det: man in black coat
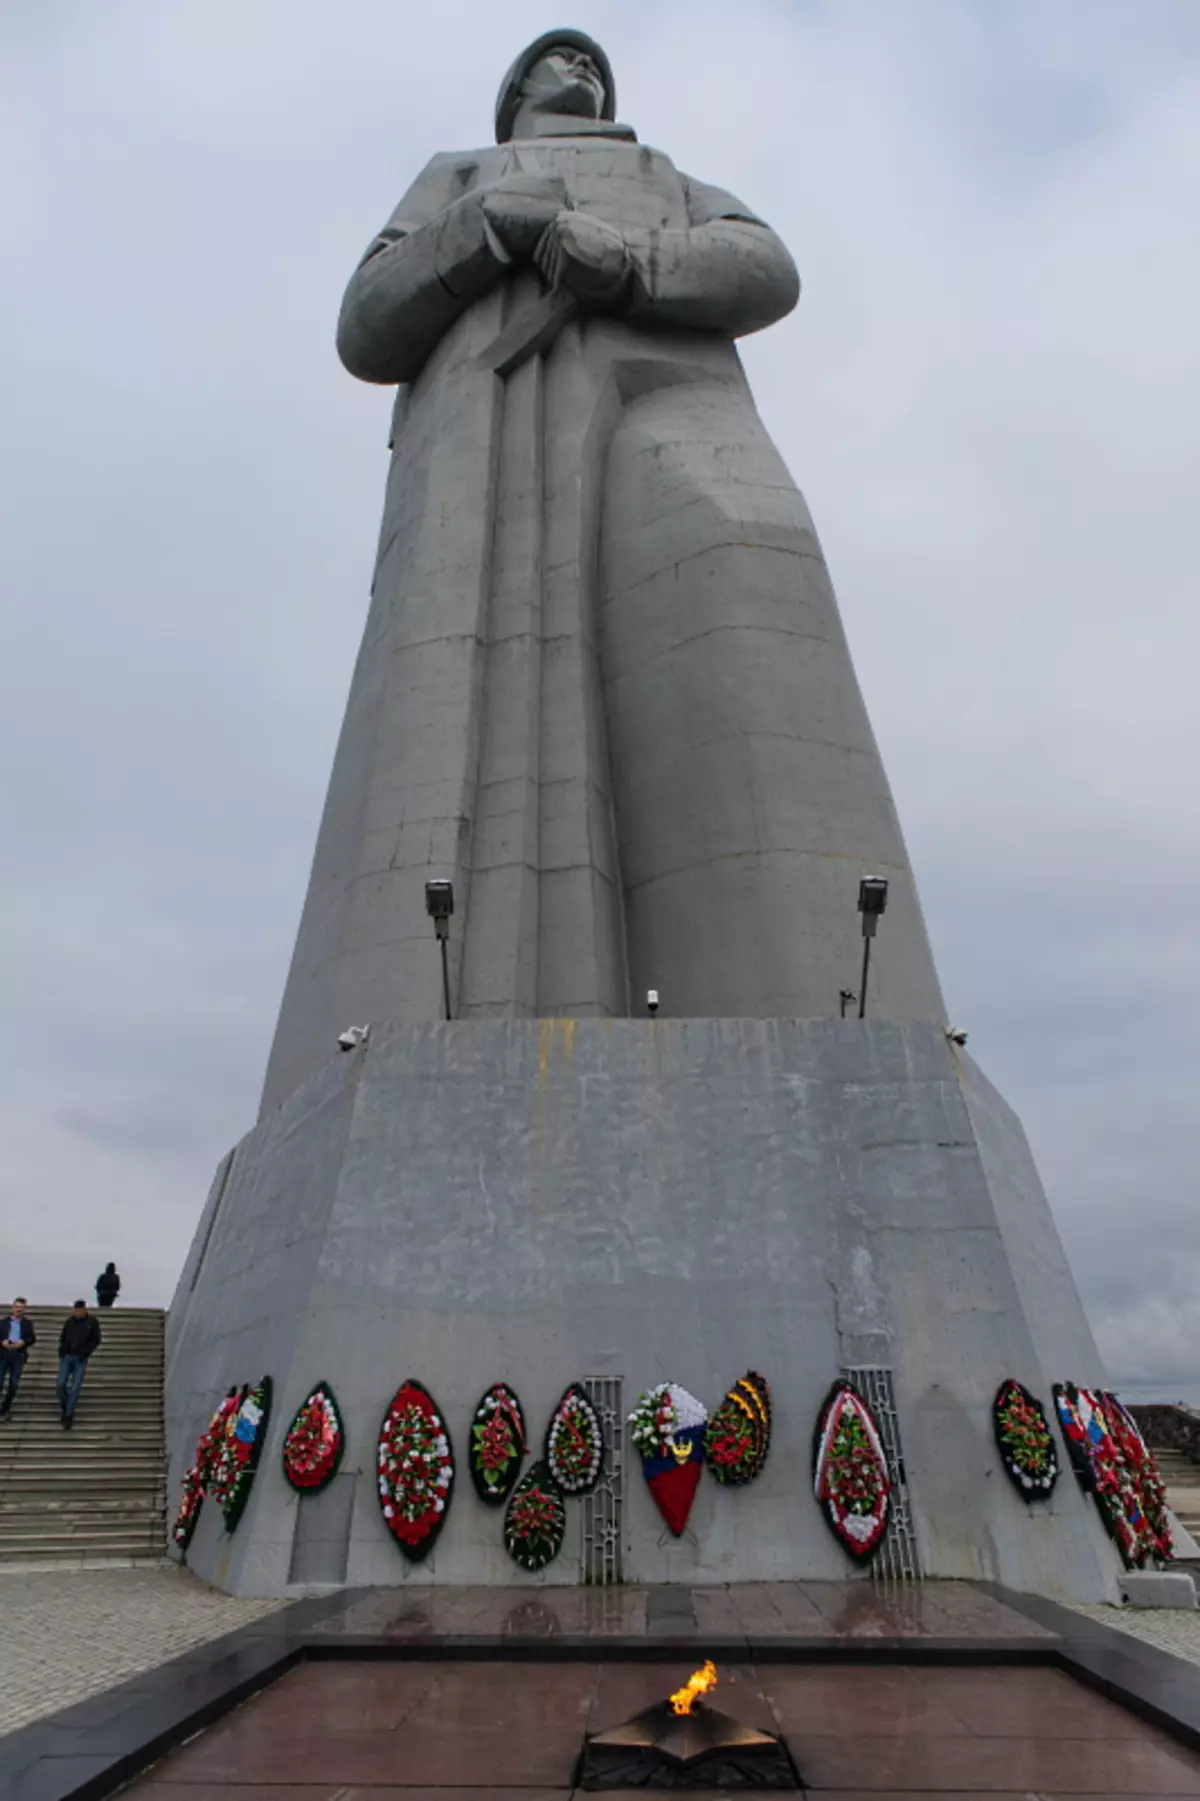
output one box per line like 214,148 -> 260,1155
0,1299 -> 36,1416
95,1264 -> 120,1308
57,1301 -> 101,1429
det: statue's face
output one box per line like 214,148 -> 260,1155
520,47 -> 606,121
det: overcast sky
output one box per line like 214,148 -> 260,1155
2,0 -> 1197,1396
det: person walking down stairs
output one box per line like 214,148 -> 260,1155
95,1263 -> 121,1308
57,1301 -> 101,1430
0,1299 -> 37,1417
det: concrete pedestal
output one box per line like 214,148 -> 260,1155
166,1019 -> 1118,1601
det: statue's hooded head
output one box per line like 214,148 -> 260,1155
495,28 -> 616,144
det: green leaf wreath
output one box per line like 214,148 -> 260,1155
993,1379 -> 1058,1499
504,1460 -> 567,1571
468,1382 -> 527,1505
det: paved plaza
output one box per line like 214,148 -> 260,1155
1071,1599 -> 1200,1668
0,1564 -> 283,1739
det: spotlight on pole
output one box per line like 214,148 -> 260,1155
855,876 -> 889,1020
424,879 -> 454,1021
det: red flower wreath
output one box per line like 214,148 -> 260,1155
283,1381 -> 345,1493
813,1380 -> 892,1562
170,1387 -> 240,1553
377,1379 -> 455,1562
1054,1383 -> 1174,1569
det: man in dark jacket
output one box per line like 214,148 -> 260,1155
95,1264 -> 120,1308
57,1301 -> 101,1428
0,1299 -> 36,1416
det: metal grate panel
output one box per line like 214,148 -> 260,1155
841,1364 -> 923,1581
581,1375 -> 624,1585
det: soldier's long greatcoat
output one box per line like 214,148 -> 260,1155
260,114 -> 943,1116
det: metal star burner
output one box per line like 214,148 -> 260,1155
579,1662 -> 802,1791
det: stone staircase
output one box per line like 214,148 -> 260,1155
0,1306 -> 166,1565
1158,1448 -> 1200,1543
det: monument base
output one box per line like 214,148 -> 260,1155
166,1018 -> 1119,1601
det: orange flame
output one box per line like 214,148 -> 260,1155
670,1660 -> 719,1716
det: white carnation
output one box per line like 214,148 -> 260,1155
665,1384 -> 708,1432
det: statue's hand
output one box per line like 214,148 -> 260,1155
535,210 -> 629,300
479,175 -> 570,259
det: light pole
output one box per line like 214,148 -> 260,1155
424,879 -> 454,1021
856,876 -> 889,1019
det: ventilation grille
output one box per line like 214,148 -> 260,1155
581,1375 -> 624,1585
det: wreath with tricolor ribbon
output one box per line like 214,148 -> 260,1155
628,1382 -> 708,1536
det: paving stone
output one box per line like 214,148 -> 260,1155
1070,1601 -> 1200,1667
0,1565 -> 283,1739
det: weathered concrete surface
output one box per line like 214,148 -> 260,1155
168,1019 -> 1118,1602
259,112 -> 944,1117
1117,1571 -> 1197,1608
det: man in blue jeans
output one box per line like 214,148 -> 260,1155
0,1298 -> 36,1416
57,1301 -> 101,1430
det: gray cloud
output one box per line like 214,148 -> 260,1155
1,0 -> 1197,1395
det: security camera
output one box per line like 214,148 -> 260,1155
337,1025 -> 370,1053
646,989 -> 659,1016
945,1025 -> 968,1047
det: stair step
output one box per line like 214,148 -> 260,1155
0,1433 -> 165,1446
0,1466 -> 165,1483
0,1308 -> 167,1560
0,1521 -> 165,1539
0,1519 -> 164,1534
0,1473 -> 165,1483
0,1551 -> 166,1563
0,1406 -> 164,1418
10,1369 -> 163,1378
0,1518 -> 164,1541
0,1544 -> 166,1558
4,1399 -> 163,1409
0,1476 -> 165,1493
0,1452 -> 165,1467
8,1367 -> 163,1377
0,1511 -> 165,1530
10,1387 -> 164,1395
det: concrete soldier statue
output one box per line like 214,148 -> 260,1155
260,28 -> 944,1112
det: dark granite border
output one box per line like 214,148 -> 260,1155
975,1581 -> 1200,1753
300,1633 -> 1056,1665
2,1584 -> 1198,1800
